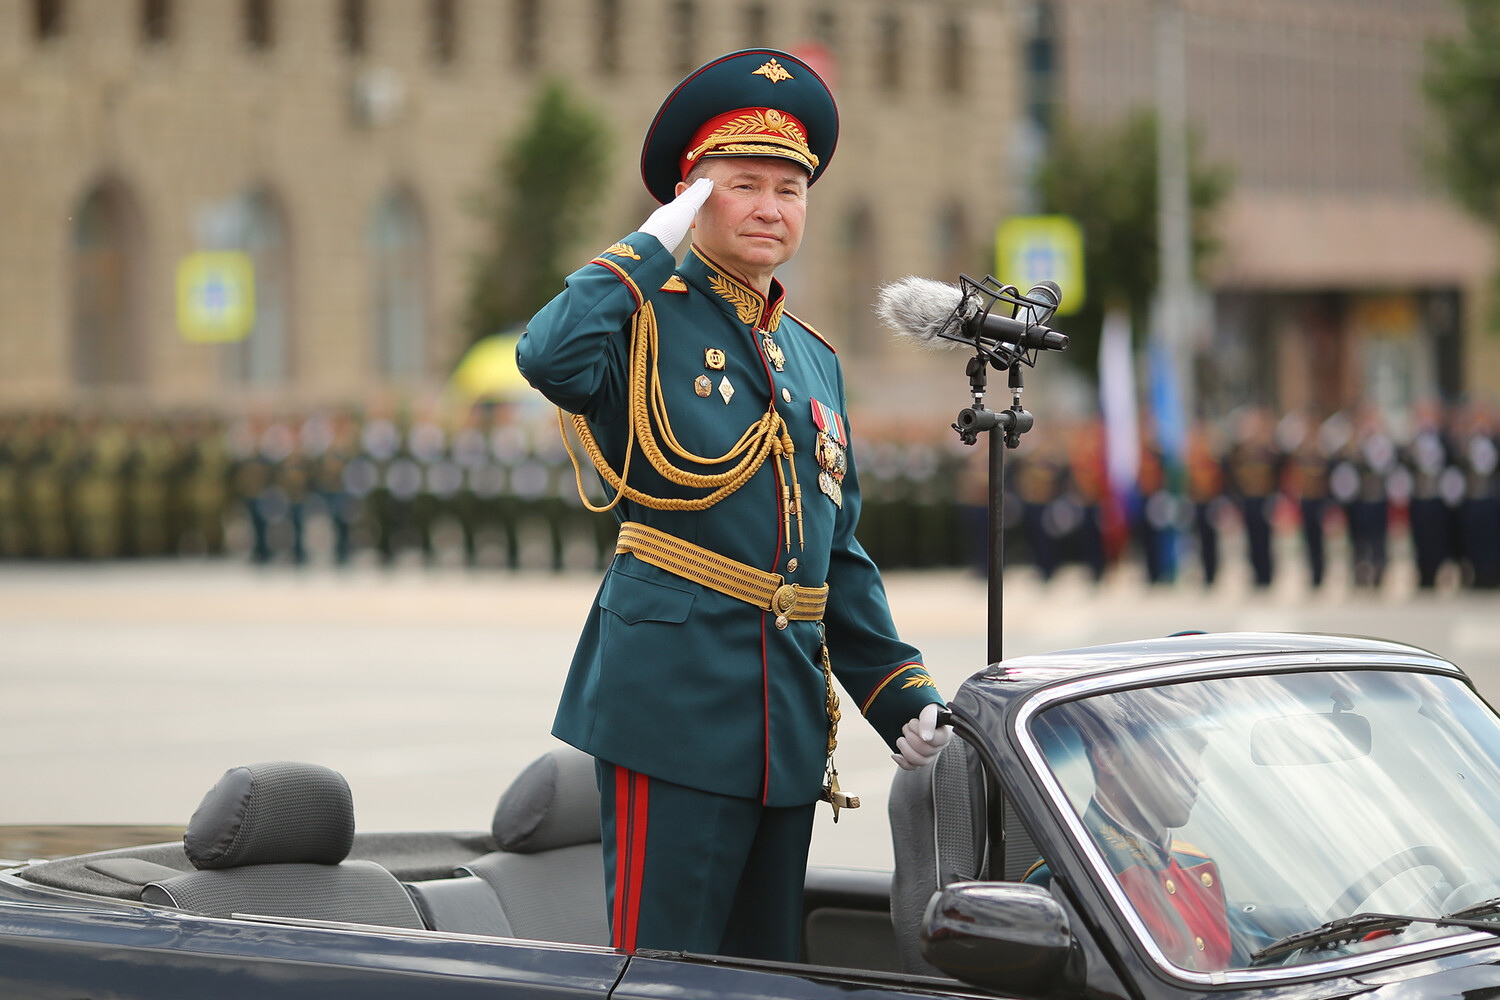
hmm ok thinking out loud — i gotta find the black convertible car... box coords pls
[9,631,1500,1000]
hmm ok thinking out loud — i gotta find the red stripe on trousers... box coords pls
[624,771,649,953]
[611,768,651,952]
[612,766,630,947]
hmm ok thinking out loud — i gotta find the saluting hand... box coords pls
[893,703,952,770]
[639,176,714,254]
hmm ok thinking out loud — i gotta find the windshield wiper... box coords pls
[1252,911,1500,963]
[1446,897,1500,921]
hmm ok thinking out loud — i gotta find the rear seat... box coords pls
[405,743,607,944]
[143,761,425,929]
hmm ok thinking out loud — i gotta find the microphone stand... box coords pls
[948,275,1057,665]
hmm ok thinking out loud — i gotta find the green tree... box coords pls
[1424,0,1500,327]
[1033,110,1232,369]
[464,80,611,348]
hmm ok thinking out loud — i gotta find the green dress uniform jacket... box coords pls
[518,231,944,807]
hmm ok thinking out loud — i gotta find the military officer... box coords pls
[1223,406,1282,589]
[518,49,949,962]
[1280,411,1332,590]
[1026,694,1239,971]
[1404,400,1456,590]
[1184,422,1224,588]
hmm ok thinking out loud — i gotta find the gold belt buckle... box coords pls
[772,583,797,630]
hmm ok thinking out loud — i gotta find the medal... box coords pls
[694,375,712,397]
[705,348,726,370]
[762,334,785,372]
[810,399,848,508]
[818,470,842,507]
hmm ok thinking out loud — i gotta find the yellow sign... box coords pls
[995,215,1084,316]
[177,252,254,342]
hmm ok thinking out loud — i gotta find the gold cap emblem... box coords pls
[753,58,793,83]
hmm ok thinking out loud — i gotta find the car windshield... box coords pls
[1029,669,1500,973]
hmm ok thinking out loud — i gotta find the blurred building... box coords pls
[1025,0,1494,424]
[0,0,1016,428]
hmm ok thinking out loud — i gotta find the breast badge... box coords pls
[718,376,735,404]
[705,348,726,370]
[761,334,786,372]
[694,375,712,397]
[810,398,848,508]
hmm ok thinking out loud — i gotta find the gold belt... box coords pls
[615,521,827,628]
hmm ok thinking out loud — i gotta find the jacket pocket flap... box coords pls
[600,569,695,625]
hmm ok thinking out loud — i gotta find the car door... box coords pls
[612,952,997,1000]
[0,901,629,999]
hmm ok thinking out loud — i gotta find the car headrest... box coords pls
[492,744,600,854]
[184,761,355,870]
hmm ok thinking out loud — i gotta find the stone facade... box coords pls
[0,0,1016,425]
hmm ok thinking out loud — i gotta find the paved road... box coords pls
[3,547,1498,870]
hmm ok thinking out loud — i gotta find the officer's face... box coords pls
[677,157,807,291]
[1095,728,1208,834]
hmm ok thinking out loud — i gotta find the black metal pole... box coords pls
[988,426,1005,665]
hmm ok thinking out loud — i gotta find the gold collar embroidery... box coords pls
[693,247,784,332]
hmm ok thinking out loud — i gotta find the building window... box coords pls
[877,11,903,92]
[842,202,877,349]
[597,0,620,75]
[141,0,171,44]
[224,190,292,386]
[934,200,971,279]
[368,189,429,378]
[514,0,540,69]
[811,7,836,55]
[939,14,965,94]
[33,0,64,40]
[743,3,767,45]
[1025,1,1058,136]
[340,0,366,56]
[430,0,457,64]
[671,0,696,75]
[245,0,274,51]
[71,180,145,387]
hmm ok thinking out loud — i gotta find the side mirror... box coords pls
[921,882,1083,998]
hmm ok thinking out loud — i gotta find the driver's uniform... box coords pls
[1028,799,1231,971]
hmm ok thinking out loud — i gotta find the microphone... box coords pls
[876,276,1068,353]
[1024,279,1061,328]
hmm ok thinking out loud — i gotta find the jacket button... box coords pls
[782,388,792,403]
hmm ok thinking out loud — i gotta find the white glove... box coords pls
[893,703,952,770]
[638,177,714,254]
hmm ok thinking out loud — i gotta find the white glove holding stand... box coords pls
[893,702,952,770]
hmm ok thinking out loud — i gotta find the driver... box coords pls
[1029,694,1233,971]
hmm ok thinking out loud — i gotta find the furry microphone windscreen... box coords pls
[875,275,972,348]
